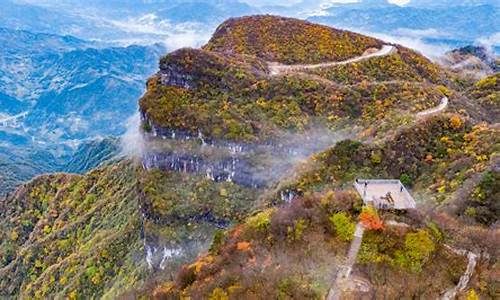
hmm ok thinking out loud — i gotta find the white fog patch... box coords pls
[367,31,452,60]
[388,0,411,6]
[394,28,449,39]
[164,23,213,51]
[120,112,145,159]
[109,14,169,36]
[477,32,500,50]
[106,14,212,50]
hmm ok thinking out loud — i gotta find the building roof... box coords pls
[354,179,416,210]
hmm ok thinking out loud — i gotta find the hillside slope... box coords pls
[138,16,499,300]
[145,115,499,299]
[0,162,144,298]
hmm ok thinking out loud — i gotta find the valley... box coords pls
[0,27,165,195]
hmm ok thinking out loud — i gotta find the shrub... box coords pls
[399,174,412,186]
[475,75,497,89]
[246,209,273,233]
[370,151,382,164]
[277,276,322,300]
[330,212,355,241]
[209,230,226,255]
[287,218,307,242]
[466,289,479,300]
[176,265,197,289]
[395,229,435,272]
[437,85,451,97]
[10,230,19,241]
[464,207,477,218]
[449,115,464,130]
[426,222,443,242]
[209,287,229,300]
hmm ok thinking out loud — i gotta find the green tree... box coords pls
[399,174,412,186]
[330,212,355,241]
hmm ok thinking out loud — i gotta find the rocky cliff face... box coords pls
[158,62,195,89]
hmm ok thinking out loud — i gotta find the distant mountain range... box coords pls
[309,4,499,53]
[0,27,164,143]
[0,27,163,194]
[0,0,255,44]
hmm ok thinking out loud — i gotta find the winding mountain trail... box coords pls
[268,45,396,75]
[417,97,449,117]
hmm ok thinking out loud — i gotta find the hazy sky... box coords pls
[242,0,411,6]
[388,0,411,4]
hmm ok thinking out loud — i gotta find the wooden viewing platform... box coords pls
[354,179,416,210]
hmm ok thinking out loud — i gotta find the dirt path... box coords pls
[268,45,396,76]
[417,97,448,117]
[325,220,479,300]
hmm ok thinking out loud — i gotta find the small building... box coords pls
[353,179,416,210]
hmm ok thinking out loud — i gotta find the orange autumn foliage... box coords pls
[237,241,251,251]
[360,212,384,230]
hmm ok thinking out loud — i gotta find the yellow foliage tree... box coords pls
[450,116,463,130]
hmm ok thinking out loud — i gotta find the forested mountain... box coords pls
[1,16,498,299]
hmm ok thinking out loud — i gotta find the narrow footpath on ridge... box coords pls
[265,43,456,300]
[442,246,479,300]
[417,97,449,117]
[268,45,396,75]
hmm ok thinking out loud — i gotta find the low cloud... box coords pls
[106,14,212,50]
[364,30,452,60]
[477,32,500,52]
[120,112,145,159]
[393,28,449,39]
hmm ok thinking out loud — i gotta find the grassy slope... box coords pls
[0,162,264,299]
[140,17,498,299]
[279,114,499,224]
[466,73,500,122]
[308,46,443,84]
